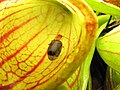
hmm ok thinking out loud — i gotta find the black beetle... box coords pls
[47,34,63,60]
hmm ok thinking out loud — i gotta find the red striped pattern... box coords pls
[0,0,97,90]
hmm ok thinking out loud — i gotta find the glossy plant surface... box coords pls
[0,0,97,89]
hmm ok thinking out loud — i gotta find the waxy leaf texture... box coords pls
[97,25,120,74]
[0,0,97,89]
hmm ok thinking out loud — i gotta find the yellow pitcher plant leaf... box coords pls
[0,0,97,89]
[61,42,95,90]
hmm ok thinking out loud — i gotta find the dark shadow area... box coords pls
[90,48,107,90]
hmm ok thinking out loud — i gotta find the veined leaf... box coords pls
[60,42,96,90]
[106,67,120,90]
[0,0,97,89]
[96,25,120,74]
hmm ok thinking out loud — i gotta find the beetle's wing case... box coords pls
[47,40,62,60]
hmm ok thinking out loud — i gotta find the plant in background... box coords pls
[0,0,120,90]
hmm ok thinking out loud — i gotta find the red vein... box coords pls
[0,15,38,43]
[0,24,48,67]
[0,8,37,31]
[0,5,38,22]
[29,38,71,89]
[0,53,47,90]
[30,21,73,89]
[0,3,31,12]
[70,67,81,88]
[98,48,120,55]
[0,25,48,89]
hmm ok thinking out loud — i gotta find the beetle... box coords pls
[47,34,63,60]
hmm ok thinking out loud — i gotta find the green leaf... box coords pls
[114,84,120,90]
[106,67,120,90]
[78,43,95,90]
[96,25,120,73]
[96,21,107,39]
[85,0,120,17]
[97,15,110,28]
